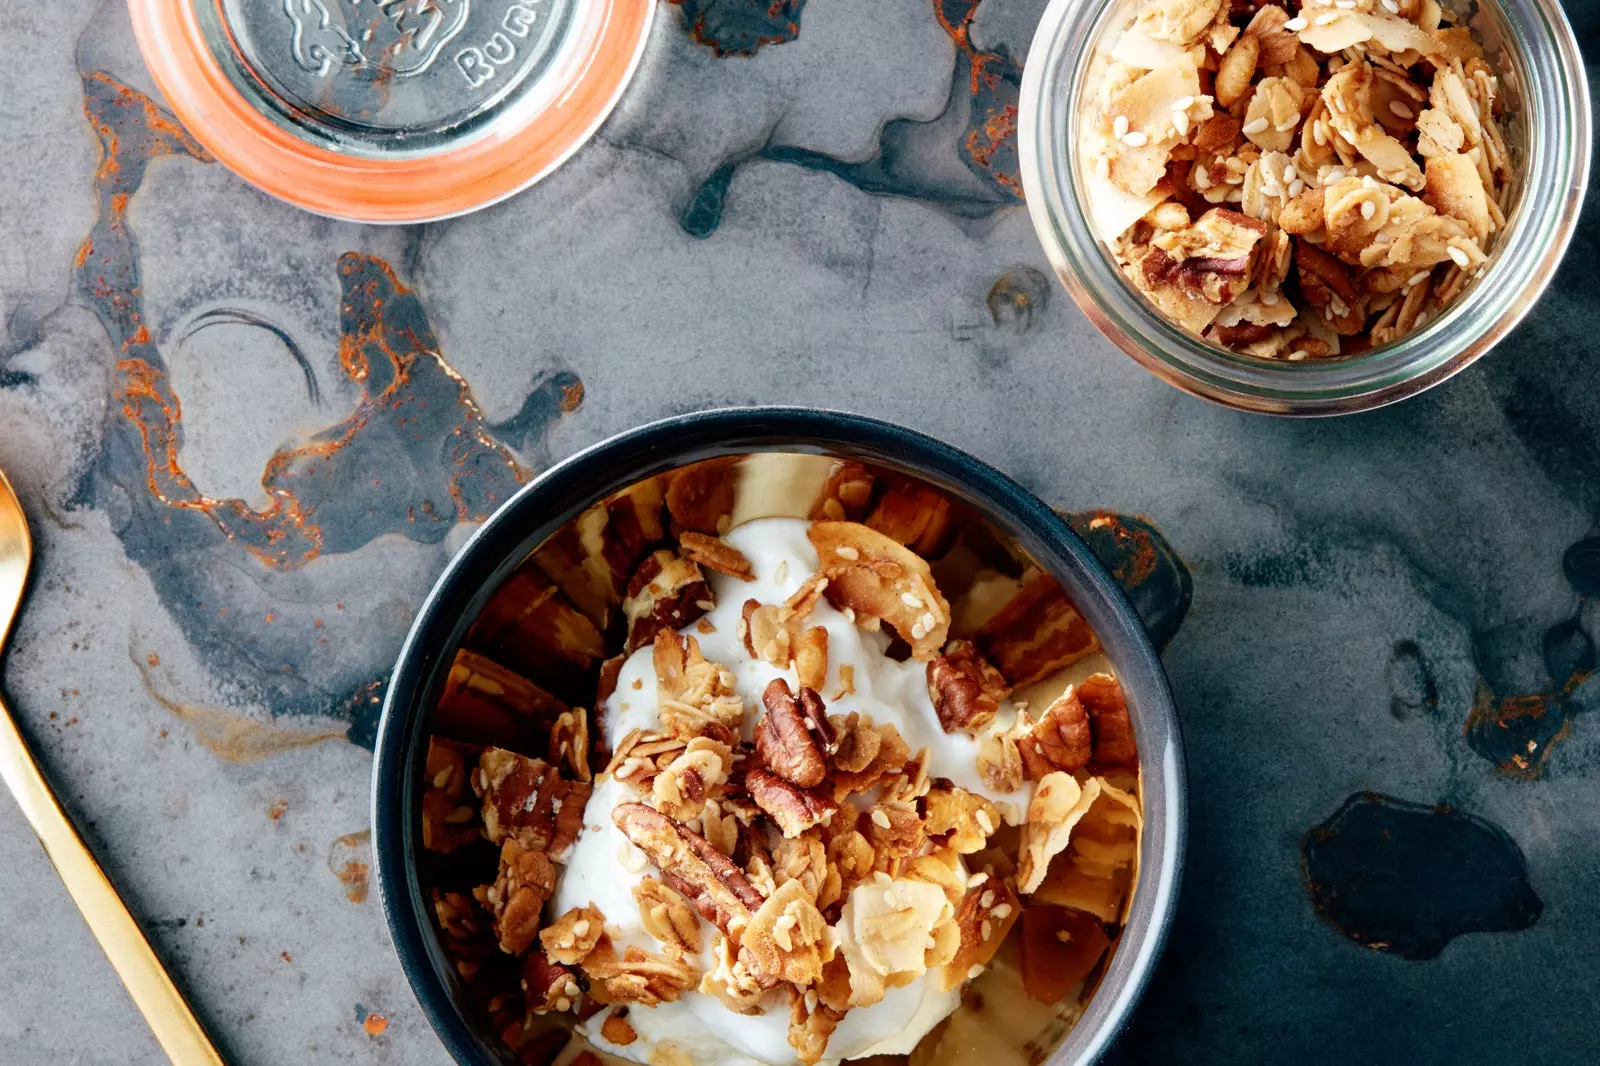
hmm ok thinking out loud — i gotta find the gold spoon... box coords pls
[0,468,226,1064]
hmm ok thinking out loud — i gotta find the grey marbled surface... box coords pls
[0,0,1597,1063]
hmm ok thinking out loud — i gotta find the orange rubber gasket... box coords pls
[128,0,654,223]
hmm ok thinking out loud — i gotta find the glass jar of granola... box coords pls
[1019,0,1589,414]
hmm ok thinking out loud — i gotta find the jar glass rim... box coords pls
[1018,0,1591,415]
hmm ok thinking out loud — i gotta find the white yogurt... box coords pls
[553,517,1035,1066]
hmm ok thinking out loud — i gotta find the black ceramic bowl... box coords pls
[372,407,1187,1066]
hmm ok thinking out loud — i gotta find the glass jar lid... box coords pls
[130,0,654,222]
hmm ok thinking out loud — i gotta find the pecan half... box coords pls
[623,550,714,653]
[474,749,591,862]
[927,640,1010,734]
[746,767,840,838]
[1018,690,1093,779]
[679,531,755,582]
[1080,673,1138,767]
[612,803,762,935]
[975,571,1099,687]
[755,679,834,787]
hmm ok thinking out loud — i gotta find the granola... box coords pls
[425,485,1148,1066]
[1084,0,1515,358]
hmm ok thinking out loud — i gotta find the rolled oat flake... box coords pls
[129,0,653,222]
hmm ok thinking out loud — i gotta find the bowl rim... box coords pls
[372,406,1188,1066]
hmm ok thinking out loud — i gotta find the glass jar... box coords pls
[1018,0,1590,415]
[129,0,654,223]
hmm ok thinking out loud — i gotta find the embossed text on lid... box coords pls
[198,0,578,157]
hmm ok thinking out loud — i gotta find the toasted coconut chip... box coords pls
[808,521,952,660]
[1018,774,1104,895]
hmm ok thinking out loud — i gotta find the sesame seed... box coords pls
[1241,117,1270,135]
[1095,157,1111,181]
[1406,270,1430,288]
[1323,168,1345,184]
[1448,246,1471,267]
[1335,0,1356,8]
[1360,200,1376,220]
[920,611,937,630]
[910,621,927,640]
[571,920,590,938]
[901,592,923,608]
[1173,110,1191,137]
[980,890,996,908]
[1283,164,1298,183]
[1276,117,1299,132]
[1056,930,1074,943]
[1174,96,1195,111]
[1381,0,1400,10]
[874,871,892,885]
[975,810,995,834]
[1112,115,1129,138]
[1262,291,1279,305]
[1123,130,1149,148]
[871,809,892,829]
[1288,350,1309,361]
[980,920,993,940]
[883,890,897,906]
[992,904,1013,920]
[1194,167,1211,189]
[1283,16,1308,30]
[1389,100,1414,119]
[967,871,989,888]
[1288,179,1306,198]
[834,545,859,561]
[805,990,819,1011]
[1314,11,1340,25]
[967,964,985,980]
[555,996,572,1012]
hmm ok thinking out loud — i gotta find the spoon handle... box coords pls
[0,694,227,1065]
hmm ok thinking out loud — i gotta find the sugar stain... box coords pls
[1302,792,1541,960]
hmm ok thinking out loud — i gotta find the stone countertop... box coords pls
[0,1,1596,1063]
